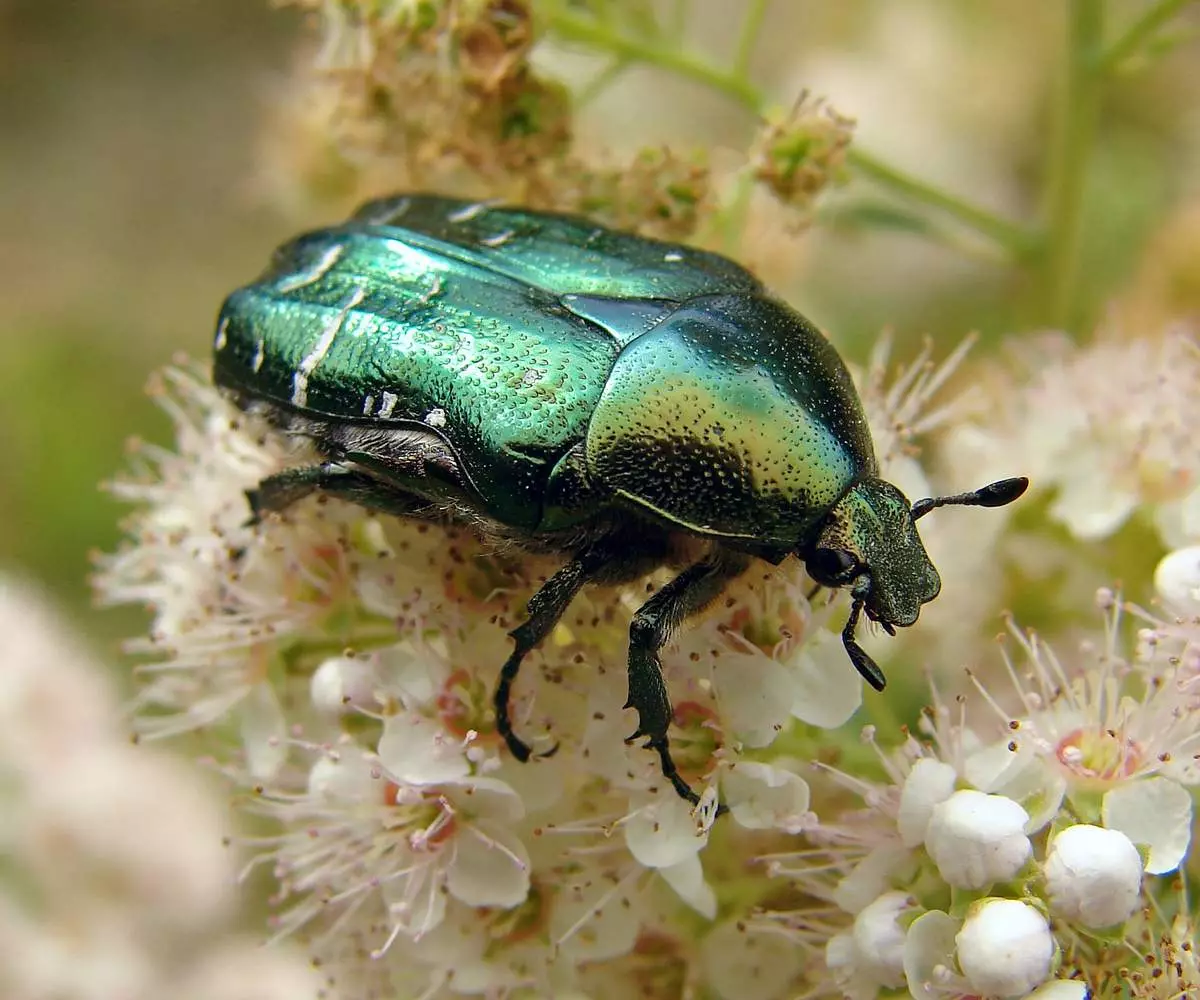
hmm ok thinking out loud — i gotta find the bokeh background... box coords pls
[1,0,1197,663]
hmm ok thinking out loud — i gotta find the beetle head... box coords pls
[805,475,1029,692]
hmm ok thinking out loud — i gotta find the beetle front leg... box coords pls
[625,549,751,806]
[247,464,430,522]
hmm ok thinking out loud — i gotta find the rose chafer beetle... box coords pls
[213,193,1027,806]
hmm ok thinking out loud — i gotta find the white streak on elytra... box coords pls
[413,274,443,307]
[213,316,229,350]
[448,200,494,224]
[425,407,446,428]
[378,391,399,418]
[480,229,514,248]
[292,286,365,408]
[361,196,409,225]
[252,339,266,373]
[276,243,345,293]
[363,394,375,416]
[663,252,684,263]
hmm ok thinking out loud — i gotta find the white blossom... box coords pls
[924,789,1032,889]
[955,898,1054,997]
[1042,823,1143,928]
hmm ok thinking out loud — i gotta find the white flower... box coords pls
[963,601,1198,870]
[955,899,1054,997]
[1043,824,1143,928]
[0,578,321,1000]
[825,931,883,1000]
[925,789,1032,889]
[251,716,529,949]
[944,328,1200,544]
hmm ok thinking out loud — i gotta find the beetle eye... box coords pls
[808,547,860,586]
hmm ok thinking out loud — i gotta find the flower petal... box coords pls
[896,758,958,848]
[788,626,863,728]
[1102,777,1194,874]
[703,920,802,1000]
[715,652,797,748]
[378,713,470,786]
[832,844,914,915]
[903,909,961,1000]
[446,820,530,908]
[624,795,708,869]
[241,683,288,781]
[658,854,716,919]
[723,761,812,832]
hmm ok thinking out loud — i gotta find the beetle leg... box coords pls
[625,549,751,806]
[495,545,617,762]
[246,464,430,523]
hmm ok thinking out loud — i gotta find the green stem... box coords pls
[847,149,1039,258]
[547,8,763,110]
[732,0,771,77]
[1039,0,1104,330]
[574,56,632,108]
[544,7,1033,256]
[1097,0,1194,73]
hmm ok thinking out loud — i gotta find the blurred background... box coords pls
[1,0,1198,658]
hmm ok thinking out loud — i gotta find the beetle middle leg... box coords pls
[493,543,623,762]
[625,549,750,805]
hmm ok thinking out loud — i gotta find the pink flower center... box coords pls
[1055,726,1143,780]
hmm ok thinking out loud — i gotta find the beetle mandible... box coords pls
[213,193,1027,806]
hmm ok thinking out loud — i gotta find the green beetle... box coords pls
[213,193,1026,805]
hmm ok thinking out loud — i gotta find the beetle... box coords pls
[212,193,1027,806]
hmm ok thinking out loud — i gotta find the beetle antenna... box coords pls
[842,599,886,692]
[911,476,1029,521]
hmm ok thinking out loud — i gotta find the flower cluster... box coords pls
[0,577,321,1000]
[944,326,1200,546]
[759,590,1199,999]
[97,316,1200,998]
[97,341,1001,998]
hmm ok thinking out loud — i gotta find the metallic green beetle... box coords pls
[213,193,1026,805]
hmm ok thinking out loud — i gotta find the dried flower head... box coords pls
[750,92,855,226]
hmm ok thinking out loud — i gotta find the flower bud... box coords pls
[1043,824,1142,928]
[310,655,378,715]
[1154,545,1200,614]
[925,789,1032,889]
[956,898,1053,997]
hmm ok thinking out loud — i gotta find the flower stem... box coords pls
[1098,0,1195,73]
[1038,0,1104,330]
[732,0,770,77]
[846,149,1039,258]
[543,6,1031,256]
